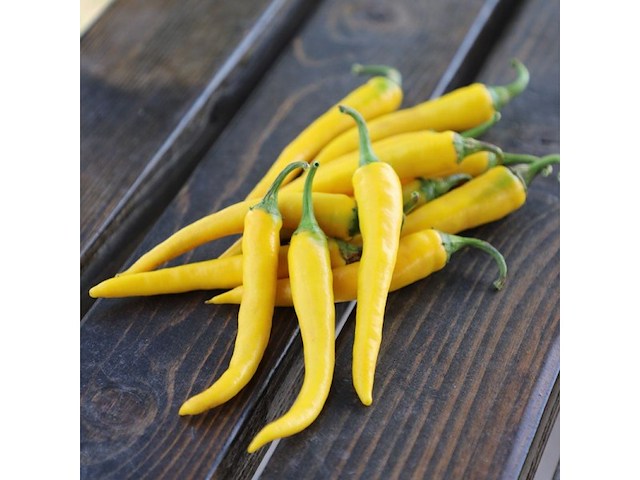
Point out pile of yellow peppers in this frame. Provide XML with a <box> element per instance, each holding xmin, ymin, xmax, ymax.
<box><xmin>90</xmin><ymin>60</ymin><xmax>559</xmax><ymax>453</ymax></box>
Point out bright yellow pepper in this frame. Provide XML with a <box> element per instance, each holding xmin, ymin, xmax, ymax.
<box><xmin>248</xmin><ymin>162</ymin><xmax>335</xmax><ymax>453</ymax></box>
<box><xmin>118</xmin><ymin>191</ymin><xmax>358</xmax><ymax>275</ymax></box>
<box><xmin>89</xmin><ymin>238</ymin><xmax>358</xmax><ymax>298</ymax></box>
<box><xmin>280</xmin><ymin>130</ymin><xmax>503</xmax><ymax>196</ymax></box>
<box><xmin>216</xmin><ymin>65</ymin><xmax>403</xmax><ymax>261</ymax></box>
<box><xmin>314</xmin><ymin>59</ymin><xmax>528</xmax><ymax>166</ymax></box>
<box><xmin>178</xmin><ymin>161</ymin><xmax>307</xmax><ymax>416</ymax></box>
<box><xmin>246</xmin><ymin>65</ymin><xmax>403</xmax><ymax>200</ymax></box>
<box><xmin>400</xmin><ymin>155</ymin><xmax>559</xmax><ymax>238</ymax></box>
<box><xmin>211</xmin><ymin>229</ymin><xmax>507</xmax><ymax>306</ymax></box>
<box><xmin>338</xmin><ymin>105</ymin><xmax>403</xmax><ymax>406</ymax></box>
<box><xmin>211</xmin><ymin>155</ymin><xmax>559</xmax><ymax>308</ymax></box>
<box><xmin>90</xmin><ymin>173</ymin><xmax>466</xmax><ymax>299</ymax></box>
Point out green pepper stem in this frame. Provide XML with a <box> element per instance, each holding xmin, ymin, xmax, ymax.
<box><xmin>403</xmin><ymin>173</ymin><xmax>472</xmax><ymax>214</ymax></box>
<box><xmin>439</xmin><ymin>231</ymin><xmax>507</xmax><ymax>290</ymax></box>
<box><xmin>502</xmin><ymin>152</ymin><xmax>541</xmax><ymax>166</ymax></box>
<box><xmin>255</xmin><ymin>161</ymin><xmax>308</xmax><ymax>215</ymax></box>
<box><xmin>487</xmin><ymin>59</ymin><xmax>530</xmax><ymax>111</ymax></box>
<box><xmin>516</xmin><ymin>154</ymin><xmax>560</xmax><ymax>186</ymax></box>
<box><xmin>431</xmin><ymin>173</ymin><xmax>472</xmax><ymax>198</ymax></box>
<box><xmin>461</xmin><ymin>112</ymin><xmax>502</xmax><ymax>138</ymax></box>
<box><xmin>295</xmin><ymin>161</ymin><xmax>322</xmax><ymax>234</ymax></box>
<box><xmin>455</xmin><ymin>135</ymin><xmax>504</xmax><ymax>163</ymax></box>
<box><xmin>351</xmin><ymin>63</ymin><xmax>402</xmax><ymax>86</ymax></box>
<box><xmin>338</xmin><ymin>105</ymin><xmax>379</xmax><ymax>167</ymax></box>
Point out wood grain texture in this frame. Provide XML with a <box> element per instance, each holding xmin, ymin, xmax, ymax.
<box><xmin>82</xmin><ymin>0</ymin><xmax>271</xmax><ymax>247</ymax></box>
<box><xmin>257</xmin><ymin>0</ymin><xmax>559</xmax><ymax>477</ymax></box>
<box><xmin>80</xmin><ymin>0</ymin><xmax>528</xmax><ymax>477</ymax></box>
<box><xmin>80</xmin><ymin>0</ymin><xmax>321</xmax><ymax>315</ymax></box>
<box><xmin>81</xmin><ymin>0</ymin><xmax>559</xmax><ymax>477</ymax></box>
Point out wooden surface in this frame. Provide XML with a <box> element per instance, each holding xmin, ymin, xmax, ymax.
<box><xmin>80</xmin><ymin>0</ymin><xmax>320</xmax><ymax>315</ymax></box>
<box><xmin>80</xmin><ymin>0</ymin><xmax>559</xmax><ymax>477</ymax></box>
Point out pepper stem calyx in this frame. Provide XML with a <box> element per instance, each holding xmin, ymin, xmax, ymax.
<box><xmin>455</xmin><ymin>135</ymin><xmax>504</xmax><ymax>163</ymax></box>
<box><xmin>255</xmin><ymin>161</ymin><xmax>308</xmax><ymax>216</ymax></box>
<box><xmin>403</xmin><ymin>174</ymin><xmax>471</xmax><ymax>213</ymax></box>
<box><xmin>294</xmin><ymin>161</ymin><xmax>322</xmax><ymax>234</ymax></box>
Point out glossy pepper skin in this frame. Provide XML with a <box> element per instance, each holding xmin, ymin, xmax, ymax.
<box><xmin>89</xmin><ymin>174</ymin><xmax>463</xmax><ymax>299</ymax></box>
<box><xmin>89</xmin><ymin>238</ymin><xmax>357</xmax><ymax>298</ymax></box>
<box><xmin>314</xmin><ymin>59</ymin><xmax>529</xmax><ymax>166</ymax></box>
<box><xmin>401</xmin><ymin>155</ymin><xmax>559</xmax><ymax>237</ymax></box>
<box><xmin>213</xmin><ymin>155</ymin><xmax>559</xmax><ymax>307</ymax></box>
<box><xmin>339</xmin><ymin>104</ymin><xmax>403</xmax><ymax>406</ymax></box>
<box><xmin>212</xmin><ymin>229</ymin><xmax>507</xmax><ymax>306</ymax></box>
<box><xmin>246</xmin><ymin>65</ymin><xmax>403</xmax><ymax>200</ymax></box>
<box><xmin>217</xmin><ymin>64</ymin><xmax>403</xmax><ymax>261</ymax></box>
<box><xmin>118</xmin><ymin>191</ymin><xmax>358</xmax><ymax>275</ymax></box>
<box><xmin>248</xmin><ymin>162</ymin><xmax>335</xmax><ymax>453</ymax></box>
<box><xmin>281</xmin><ymin>130</ymin><xmax>503</xmax><ymax>196</ymax></box>
<box><xmin>178</xmin><ymin>161</ymin><xmax>307</xmax><ymax>416</ymax></box>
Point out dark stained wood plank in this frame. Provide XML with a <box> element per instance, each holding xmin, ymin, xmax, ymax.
<box><xmin>80</xmin><ymin>0</ymin><xmax>321</xmax><ymax>315</ymax></box>
<box><xmin>80</xmin><ymin>0</ymin><xmax>525</xmax><ymax>477</ymax></box>
<box><xmin>81</xmin><ymin>0</ymin><xmax>274</xmax><ymax>247</ymax></box>
<box><xmin>257</xmin><ymin>0</ymin><xmax>559</xmax><ymax>477</ymax></box>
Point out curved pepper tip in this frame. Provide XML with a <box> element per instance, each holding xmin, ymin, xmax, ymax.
<box><xmin>178</xmin><ymin>397</ymin><xmax>202</xmax><ymax>416</ymax></box>
<box><xmin>247</xmin><ymin>431</ymin><xmax>272</xmax><ymax>453</ymax></box>
<box><xmin>355</xmin><ymin>385</ymin><xmax>373</xmax><ymax>406</ymax></box>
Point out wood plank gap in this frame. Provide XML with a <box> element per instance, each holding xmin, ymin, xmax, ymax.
<box><xmin>248</xmin><ymin>305</ymin><xmax>354</xmax><ymax>480</ymax></box>
<box><xmin>214</xmin><ymin>305</ymin><xmax>355</xmax><ymax>479</ymax></box>
<box><xmin>432</xmin><ymin>0</ymin><xmax>525</xmax><ymax>97</ymax></box>
<box><xmin>80</xmin><ymin>0</ymin><xmax>323</xmax><ymax>317</ymax></box>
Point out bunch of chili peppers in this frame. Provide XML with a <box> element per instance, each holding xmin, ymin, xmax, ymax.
<box><xmin>90</xmin><ymin>59</ymin><xmax>559</xmax><ymax>452</ymax></box>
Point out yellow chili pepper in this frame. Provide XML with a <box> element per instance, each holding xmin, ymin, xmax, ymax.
<box><xmin>219</xmin><ymin>114</ymin><xmax>499</xmax><ymax>262</ymax></box>
<box><xmin>248</xmin><ymin>161</ymin><xmax>335</xmax><ymax>453</ymax></box>
<box><xmin>246</xmin><ymin>65</ymin><xmax>403</xmax><ymax>200</ymax></box>
<box><xmin>338</xmin><ymin>104</ymin><xmax>403</xmax><ymax>406</ymax></box>
<box><xmin>212</xmin><ymin>154</ymin><xmax>558</xmax><ymax>308</ymax></box>
<box><xmin>88</xmin><ymin>238</ymin><xmax>359</xmax><ymax>298</ymax></box>
<box><xmin>402</xmin><ymin>154</ymin><xmax>560</xmax><ymax>237</ymax></box>
<box><xmin>314</xmin><ymin>59</ymin><xmax>528</xmax><ymax>166</ymax></box>
<box><xmin>280</xmin><ymin>130</ymin><xmax>503</xmax><ymax>196</ymax></box>
<box><xmin>178</xmin><ymin>161</ymin><xmax>307</xmax><ymax>416</ymax></box>
<box><xmin>117</xmin><ymin>191</ymin><xmax>358</xmax><ymax>275</ymax></box>
<box><xmin>217</xmin><ymin>65</ymin><xmax>403</xmax><ymax>261</ymax></box>
<box><xmin>90</xmin><ymin>172</ymin><xmax>466</xmax><ymax>299</ymax></box>
<box><xmin>211</xmin><ymin>229</ymin><xmax>507</xmax><ymax>306</ymax></box>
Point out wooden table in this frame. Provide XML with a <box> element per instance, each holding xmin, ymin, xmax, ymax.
<box><xmin>80</xmin><ymin>0</ymin><xmax>559</xmax><ymax>477</ymax></box>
